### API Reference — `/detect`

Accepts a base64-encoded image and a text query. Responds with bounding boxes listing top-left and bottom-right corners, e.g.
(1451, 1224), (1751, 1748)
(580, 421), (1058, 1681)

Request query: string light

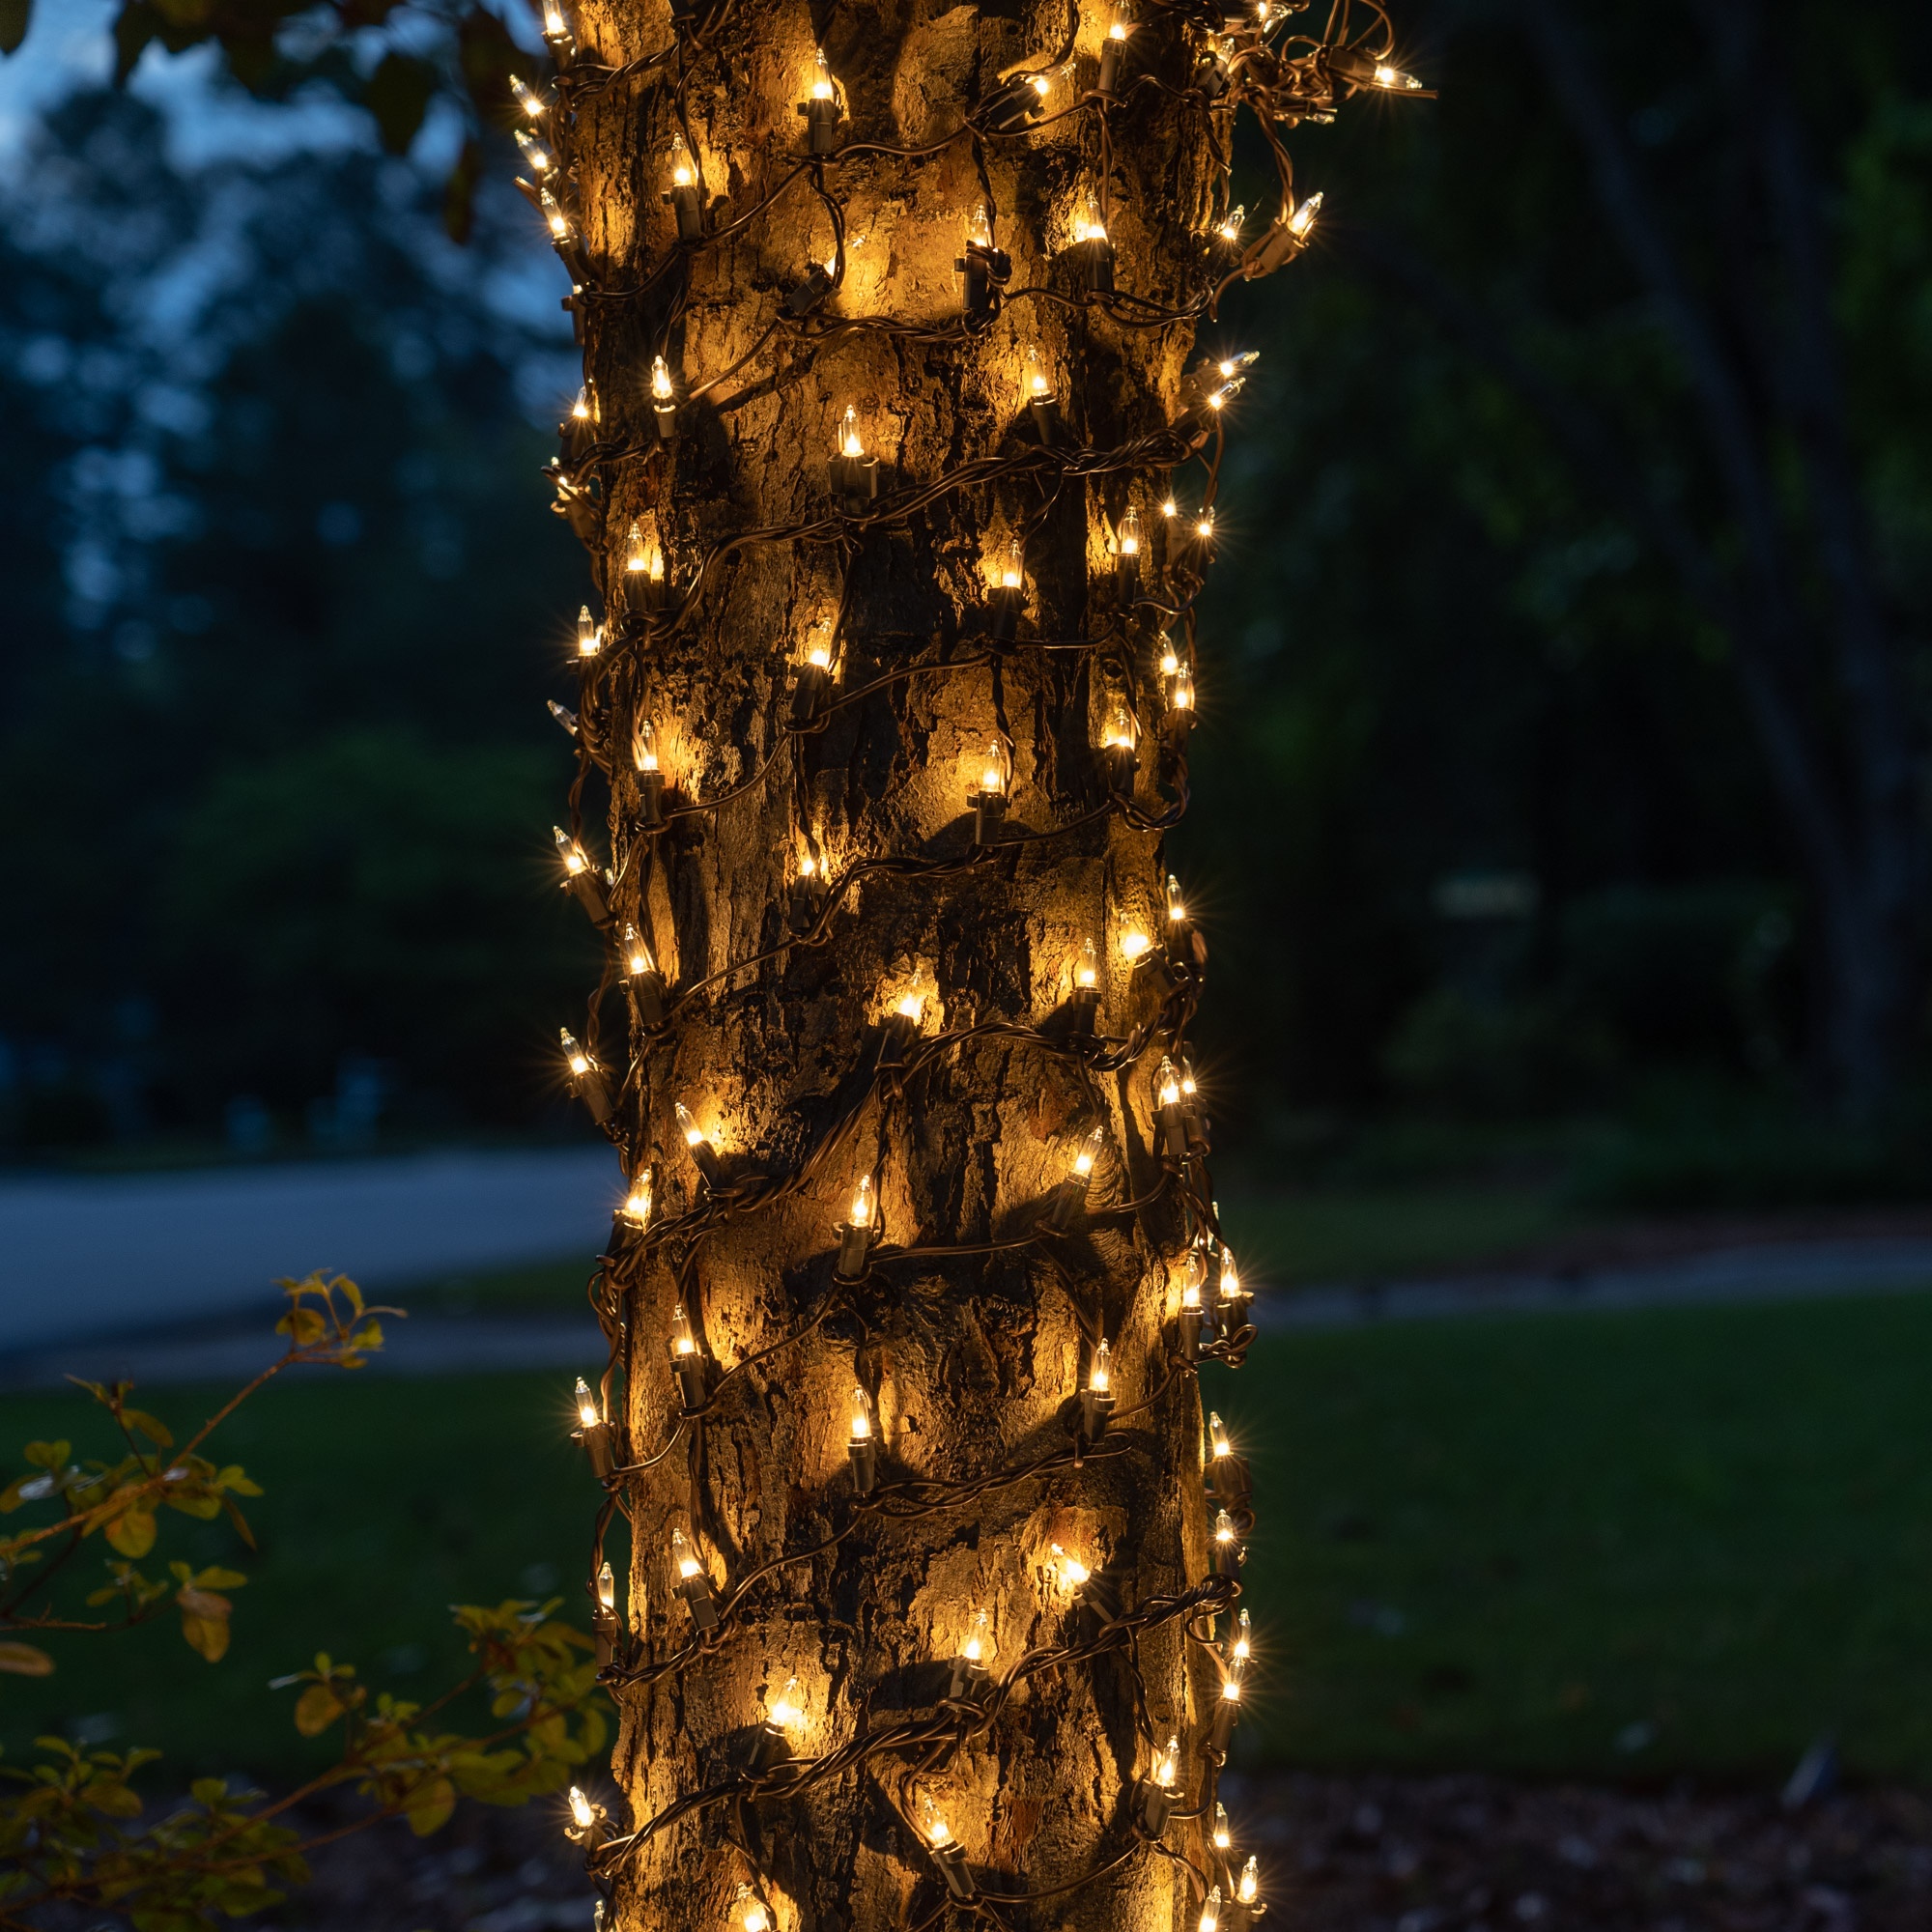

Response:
(878, 984), (925, 1066)
(836, 1174), (876, 1281)
(1066, 936), (1101, 1036)
(1080, 1336), (1115, 1441)
(510, 75), (547, 121)
(573, 1375), (615, 1478)
(949, 1606), (993, 1702)
(1287, 191), (1323, 242)
(847, 1384), (878, 1492)
(1100, 704), (1138, 788)
(632, 716), (666, 830)
(624, 519), (667, 611)
(575, 604), (602, 658)
(972, 737), (1010, 845)
(549, 698), (579, 739)
(676, 1101), (724, 1188)
(565, 1785), (605, 1852)
(1135, 1730), (1180, 1835)
(1199, 1885), (1223, 1932)
(1178, 1243), (1208, 1359)
(619, 1167), (653, 1227)
(650, 355), (678, 440)
(621, 925), (667, 1024)
(798, 47), (843, 155)
(592, 1557), (621, 1667)
(1070, 193), (1116, 292)
(1050, 1122), (1108, 1231)
(1096, 3), (1134, 96)
(1218, 1243), (1253, 1326)
(670, 1525), (720, 1632)
(554, 826), (608, 924)
(987, 540), (1025, 644)
(1116, 504), (1142, 598)
(1050, 1543), (1091, 1593)
(1208, 1673), (1243, 1757)
(1024, 346), (1062, 443)
(922, 1794), (977, 1900)
(790, 626), (838, 727)
(1226, 1605), (1252, 1684)
(750, 1673), (806, 1769)
(829, 405), (879, 509)
(735, 1887), (771, 1932)
(668, 1303), (706, 1410)
(664, 131), (703, 241)
(980, 65), (1054, 133)
(1211, 1507), (1244, 1579)
(560, 1028), (611, 1123)
(956, 203), (1011, 321)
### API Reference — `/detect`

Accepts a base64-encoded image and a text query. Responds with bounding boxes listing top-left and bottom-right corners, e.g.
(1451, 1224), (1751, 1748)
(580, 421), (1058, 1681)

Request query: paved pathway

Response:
(0, 1147), (621, 1352)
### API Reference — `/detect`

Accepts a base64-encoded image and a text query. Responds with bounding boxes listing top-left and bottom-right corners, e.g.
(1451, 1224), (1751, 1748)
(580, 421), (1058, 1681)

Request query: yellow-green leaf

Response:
(294, 1684), (346, 1737)
(105, 1505), (156, 1558)
(403, 1776), (456, 1836)
(0, 1641), (53, 1676)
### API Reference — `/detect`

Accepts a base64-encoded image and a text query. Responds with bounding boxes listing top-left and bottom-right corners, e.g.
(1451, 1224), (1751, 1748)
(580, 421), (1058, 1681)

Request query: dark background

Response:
(4, 0), (1930, 1213)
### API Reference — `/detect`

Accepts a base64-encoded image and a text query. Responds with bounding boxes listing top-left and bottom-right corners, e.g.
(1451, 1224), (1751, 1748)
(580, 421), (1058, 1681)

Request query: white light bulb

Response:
(651, 355), (674, 403)
(671, 1526), (699, 1579)
(575, 1377), (599, 1429)
(810, 47), (835, 100)
(849, 1173), (874, 1229)
(849, 1387), (871, 1440)
(838, 405), (864, 459)
(568, 1786), (593, 1830)
(1121, 930), (1151, 963)
(1075, 937), (1099, 989)
(1090, 1339), (1112, 1394)
(1287, 189), (1323, 241)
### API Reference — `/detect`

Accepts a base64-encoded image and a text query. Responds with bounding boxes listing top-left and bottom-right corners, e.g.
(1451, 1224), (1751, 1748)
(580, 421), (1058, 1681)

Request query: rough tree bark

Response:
(525, 6), (1407, 1929)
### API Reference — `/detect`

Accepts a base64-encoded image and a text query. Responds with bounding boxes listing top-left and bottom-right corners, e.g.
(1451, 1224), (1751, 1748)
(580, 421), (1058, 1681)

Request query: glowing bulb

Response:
(511, 76), (545, 121)
(1026, 349), (1053, 401)
(1195, 511), (1215, 541)
(1172, 666), (1195, 711)
(999, 550), (1022, 590)
(1119, 507), (1141, 556)
(1209, 1411), (1234, 1459)
(554, 827), (587, 876)
(597, 1559), (615, 1612)
(968, 203), (992, 249)
(1157, 1057), (1181, 1108)
(651, 355), (674, 403)
(849, 1387), (872, 1440)
(1232, 1607), (1252, 1664)
(1074, 195), (1108, 244)
(1374, 61), (1422, 90)
(797, 850), (818, 879)
(1199, 1886), (1221, 1932)
(849, 1173), (874, 1229)
(575, 1377), (600, 1430)
(542, 0), (567, 37)
(541, 188), (571, 242)
(1154, 1734), (1180, 1788)
(633, 717), (660, 772)
(960, 1608), (989, 1662)
(838, 405), (864, 459)
(676, 1102), (703, 1147)
(1238, 1857), (1259, 1903)
(568, 1786), (593, 1831)
(621, 1173), (652, 1225)
(670, 1526), (700, 1580)
(1166, 873), (1185, 923)
(1180, 1061), (1199, 1099)
(1212, 1801), (1231, 1849)
(767, 1675), (805, 1730)
(1103, 707), (1135, 751)
(1030, 73), (1051, 99)
(1219, 1248), (1241, 1301)
(1051, 1543), (1090, 1590)
(569, 390), (590, 426)
(1121, 930), (1151, 963)
(980, 742), (1008, 796)
(669, 1304), (696, 1358)
(922, 1794), (952, 1848)
(625, 520), (648, 573)
(1158, 637), (1179, 677)
(622, 926), (656, 978)
(1161, 496), (1178, 519)
(668, 132), (694, 187)
(573, 609), (600, 664)
(560, 1029), (591, 1078)
(1214, 1509), (1237, 1548)
(1075, 937), (1099, 988)
(1089, 1338), (1112, 1394)
(1071, 1123), (1105, 1178)
(810, 47), (835, 100)
(1287, 189), (1323, 241)
(1216, 204), (1245, 242)
(741, 1902), (770, 1932)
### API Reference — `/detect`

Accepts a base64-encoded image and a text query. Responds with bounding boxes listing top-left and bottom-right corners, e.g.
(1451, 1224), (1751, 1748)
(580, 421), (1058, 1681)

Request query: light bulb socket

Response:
(1178, 1305), (1203, 1361)
(971, 788), (1007, 846)
(798, 95), (842, 155)
(571, 1067), (613, 1126)
(933, 1839), (976, 1902)
(987, 582), (1024, 646)
(747, 1719), (793, 1774)
(562, 413), (596, 469)
(957, 242), (1011, 322)
(1117, 550), (1141, 602)
(1218, 1283), (1253, 1331)
(1096, 36), (1125, 96)
(673, 1353), (709, 1412)
(630, 966), (667, 1028)
(1157, 1099), (1189, 1160)
(666, 181), (703, 242)
(678, 1568), (721, 1631)
(980, 71), (1049, 133)
(1048, 1172), (1094, 1234)
(784, 261), (837, 318)
(1194, 55), (1231, 102)
(1134, 1779), (1175, 1838)
(847, 1435), (877, 1493)
(1210, 1453), (1253, 1512)
(628, 569), (668, 617)
(1076, 235), (1116, 295)
(836, 1221), (875, 1282)
(631, 768), (665, 833)
(1208, 1690), (1240, 1756)
(1079, 1386), (1115, 1443)
(1211, 1536), (1245, 1581)
(592, 1603), (622, 1669)
(1184, 1098), (1211, 1155)
(947, 1654), (991, 1705)
(876, 1009), (921, 1069)
(1101, 741), (1137, 791)
(1029, 393), (1064, 446)
(566, 870), (611, 925)
(574, 1419), (616, 1480)
(828, 452), (881, 511)
(1065, 983), (1099, 1037)
(1249, 218), (1307, 278)
(686, 1135), (724, 1190)
(790, 660), (834, 728)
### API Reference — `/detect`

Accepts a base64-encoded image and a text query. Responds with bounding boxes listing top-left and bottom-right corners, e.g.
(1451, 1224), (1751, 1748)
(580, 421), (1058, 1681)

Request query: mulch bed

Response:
(284, 1771), (1932, 1931)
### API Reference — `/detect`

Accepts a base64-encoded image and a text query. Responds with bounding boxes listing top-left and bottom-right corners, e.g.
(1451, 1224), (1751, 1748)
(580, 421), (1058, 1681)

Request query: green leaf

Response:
(403, 1776), (455, 1836)
(23, 1440), (70, 1470)
(0, 0), (31, 59)
(104, 1503), (156, 1559)
(0, 1641), (53, 1676)
(123, 1408), (173, 1449)
(293, 1684), (345, 1737)
(363, 50), (435, 156)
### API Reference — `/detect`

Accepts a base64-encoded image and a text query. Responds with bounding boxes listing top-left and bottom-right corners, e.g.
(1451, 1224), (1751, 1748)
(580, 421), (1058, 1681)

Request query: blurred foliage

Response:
(0, 1279), (606, 1932)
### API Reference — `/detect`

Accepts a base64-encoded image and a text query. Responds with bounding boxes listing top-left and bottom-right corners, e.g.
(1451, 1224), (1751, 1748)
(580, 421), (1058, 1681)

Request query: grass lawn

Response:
(5, 1291), (1928, 1786)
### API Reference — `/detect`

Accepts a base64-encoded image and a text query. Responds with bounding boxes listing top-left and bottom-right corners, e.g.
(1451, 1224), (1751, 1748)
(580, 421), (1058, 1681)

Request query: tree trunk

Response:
(526, 4), (1356, 1927)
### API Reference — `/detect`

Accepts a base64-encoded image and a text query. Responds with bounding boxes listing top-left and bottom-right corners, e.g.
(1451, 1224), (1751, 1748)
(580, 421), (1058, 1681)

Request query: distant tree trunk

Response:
(527, 3), (1337, 1928)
